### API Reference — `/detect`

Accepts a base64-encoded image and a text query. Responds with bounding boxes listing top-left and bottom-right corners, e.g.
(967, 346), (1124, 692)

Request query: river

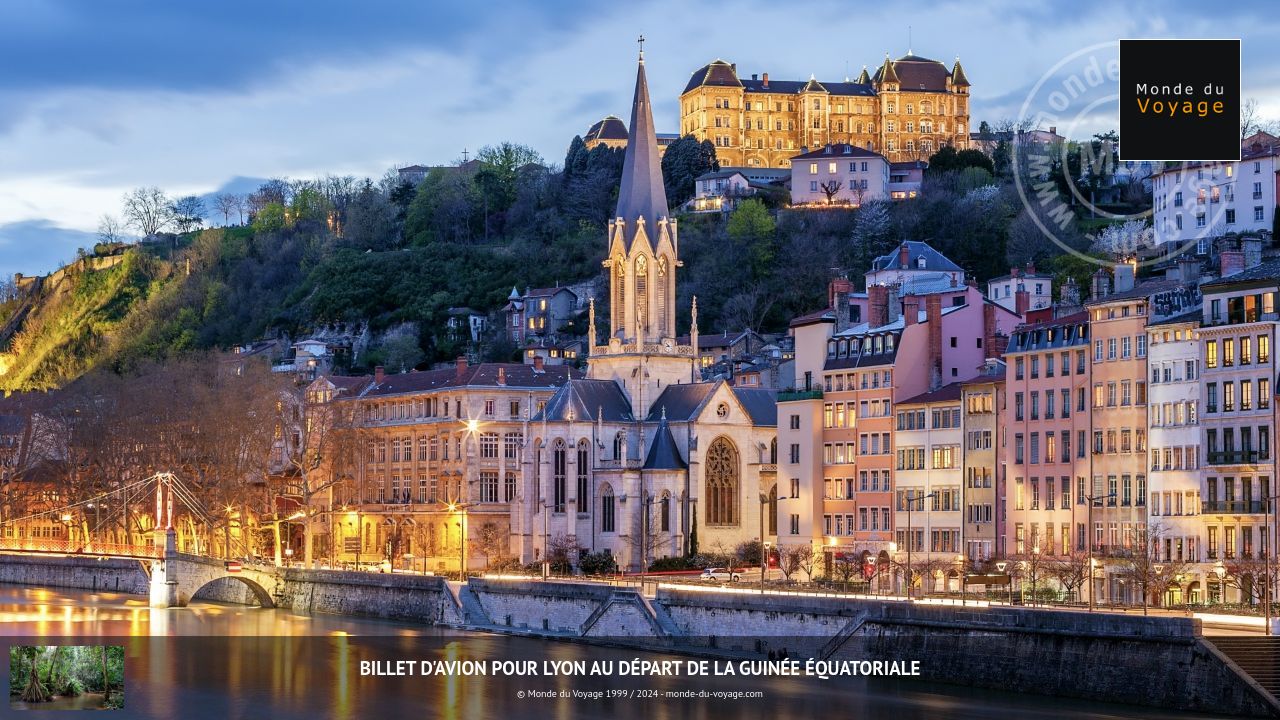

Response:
(0, 584), (1235, 719)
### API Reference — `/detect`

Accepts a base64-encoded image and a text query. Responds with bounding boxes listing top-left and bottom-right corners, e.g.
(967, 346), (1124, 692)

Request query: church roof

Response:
(535, 378), (634, 423)
(644, 414), (687, 469)
(645, 383), (717, 422)
(615, 53), (670, 249)
(732, 387), (777, 427)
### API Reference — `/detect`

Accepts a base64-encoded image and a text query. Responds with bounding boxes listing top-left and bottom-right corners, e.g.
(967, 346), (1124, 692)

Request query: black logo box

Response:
(1119, 39), (1241, 162)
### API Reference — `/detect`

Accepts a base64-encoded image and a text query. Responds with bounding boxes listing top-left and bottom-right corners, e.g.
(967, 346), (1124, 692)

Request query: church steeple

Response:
(615, 39), (669, 240)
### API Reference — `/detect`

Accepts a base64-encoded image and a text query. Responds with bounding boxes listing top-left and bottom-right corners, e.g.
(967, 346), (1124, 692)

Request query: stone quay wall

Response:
(1, 556), (1275, 717)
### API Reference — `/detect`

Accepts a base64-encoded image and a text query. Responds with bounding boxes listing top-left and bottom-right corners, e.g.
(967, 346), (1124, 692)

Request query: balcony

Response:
(778, 389), (823, 402)
(1207, 450), (1261, 465)
(1201, 500), (1265, 514)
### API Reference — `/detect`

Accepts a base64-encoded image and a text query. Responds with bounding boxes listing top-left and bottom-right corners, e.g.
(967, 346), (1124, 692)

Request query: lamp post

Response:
(996, 560), (1011, 604)
(447, 502), (473, 580)
(904, 491), (936, 600)
(1262, 493), (1279, 635)
(1214, 561), (1227, 606)
(759, 493), (771, 595)
(1151, 563), (1164, 617)
(1085, 491), (1117, 612)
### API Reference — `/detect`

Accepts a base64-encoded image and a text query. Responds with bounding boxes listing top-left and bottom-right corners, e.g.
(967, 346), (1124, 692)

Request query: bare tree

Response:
(122, 187), (174, 238)
(213, 193), (242, 226)
(285, 382), (362, 568)
(96, 215), (126, 245)
(470, 521), (508, 569)
(777, 543), (812, 583)
(1048, 551), (1090, 603)
(1240, 98), (1280, 142)
(819, 179), (843, 204)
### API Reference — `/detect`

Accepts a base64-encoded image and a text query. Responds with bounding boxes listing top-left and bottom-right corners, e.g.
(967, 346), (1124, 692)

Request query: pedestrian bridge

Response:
(149, 530), (283, 608)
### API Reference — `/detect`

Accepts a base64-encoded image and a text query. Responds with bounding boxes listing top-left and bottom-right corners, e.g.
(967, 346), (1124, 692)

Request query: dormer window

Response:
(874, 336), (883, 354)
(916, 256), (926, 269)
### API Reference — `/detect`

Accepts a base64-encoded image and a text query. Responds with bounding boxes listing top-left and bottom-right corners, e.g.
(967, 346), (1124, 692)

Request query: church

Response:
(517, 45), (778, 571)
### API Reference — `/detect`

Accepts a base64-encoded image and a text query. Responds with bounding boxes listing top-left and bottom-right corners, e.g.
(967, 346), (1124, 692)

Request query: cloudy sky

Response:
(2, 0), (1278, 276)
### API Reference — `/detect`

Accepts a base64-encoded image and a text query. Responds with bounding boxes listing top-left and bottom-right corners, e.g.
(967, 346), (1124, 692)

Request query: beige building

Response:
(960, 363), (1004, 563)
(680, 52), (970, 167)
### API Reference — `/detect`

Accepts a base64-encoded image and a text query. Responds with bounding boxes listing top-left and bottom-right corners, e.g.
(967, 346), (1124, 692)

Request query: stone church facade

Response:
(516, 48), (778, 571)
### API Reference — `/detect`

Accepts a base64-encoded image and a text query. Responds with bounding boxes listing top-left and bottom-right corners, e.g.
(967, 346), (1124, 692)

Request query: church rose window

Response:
(706, 437), (740, 525)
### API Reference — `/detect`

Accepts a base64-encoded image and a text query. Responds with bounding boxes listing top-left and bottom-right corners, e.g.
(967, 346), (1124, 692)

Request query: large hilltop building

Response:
(522, 47), (778, 571)
(679, 52), (971, 167)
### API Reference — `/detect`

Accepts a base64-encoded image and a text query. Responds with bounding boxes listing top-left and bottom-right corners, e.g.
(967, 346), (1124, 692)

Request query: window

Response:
(576, 441), (589, 513)
(552, 440), (567, 513)
(601, 485), (615, 532)
(706, 438), (740, 525)
(480, 432), (498, 459)
(480, 472), (499, 503)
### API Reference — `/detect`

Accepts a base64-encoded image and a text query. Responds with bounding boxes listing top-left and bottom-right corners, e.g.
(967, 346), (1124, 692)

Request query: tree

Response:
(778, 543), (812, 583)
(1048, 552), (1091, 603)
(660, 135), (719, 206)
(847, 200), (894, 274)
(818, 179), (843, 204)
(726, 198), (777, 281)
(20, 646), (51, 703)
(379, 330), (425, 372)
(1116, 525), (1188, 613)
(96, 215), (126, 245)
(171, 195), (206, 233)
(122, 186), (174, 238)
(1240, 98), (1280, 141)
(1092, 218), (1153, 258)
(471, 521), (507, 569)
(213, 193), (243, 226)
(547, 533), (580, 574)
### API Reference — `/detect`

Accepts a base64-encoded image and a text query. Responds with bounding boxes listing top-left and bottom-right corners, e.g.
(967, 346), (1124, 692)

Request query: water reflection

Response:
(0, 585), (1232, 720)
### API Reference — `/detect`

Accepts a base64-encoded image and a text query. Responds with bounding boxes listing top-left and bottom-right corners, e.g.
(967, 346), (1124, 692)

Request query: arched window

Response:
(614, 431), (626, 461)
(552, 439), (567, 513)
(533, 439), (542, 504)
(706, 437), (740, 525)
(770, 437), (778, 464)
(660, 492), (671, 532)
(656, 256), (669, 338)
(635, 255), (649, 336)
(613, 254), (626, 336)
(576, 440), (590, 513)
(601, 484), (616, 533)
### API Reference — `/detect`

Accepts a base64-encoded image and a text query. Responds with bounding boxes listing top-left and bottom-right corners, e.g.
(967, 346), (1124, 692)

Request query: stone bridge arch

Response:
(188, 575), (277, 608)
(149, 537), (283, 608)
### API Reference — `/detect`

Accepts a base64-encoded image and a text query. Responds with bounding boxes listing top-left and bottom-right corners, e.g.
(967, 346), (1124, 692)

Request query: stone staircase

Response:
(817, 611), (869, 660)
(1207, 637), (1280, 701)
(454, 583), (491, 626)
(643, 596), (681, 636)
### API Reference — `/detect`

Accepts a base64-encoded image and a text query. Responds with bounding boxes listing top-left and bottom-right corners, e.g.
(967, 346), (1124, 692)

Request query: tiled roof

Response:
(789, 308), (835, 328)
(1086, 278), (1181, 304)
(870, 241), (962, 273)
(585, 115), (628, 142)
(536, 379), (633, 423)
(646, 383), (718, 422)
(683, 60), (744, 93)
(683, 60), (877, 96)
(1202, 258), (1280, 289)
(898, 382), (965, 406)
(790, 144), (888, 161)
(732, 387), (777, 427)
(1147, 307), (1202, 327)
(362, 363), (578, 398)
(873, 54), (953, 91)
(1005, 311), (1090, 354)
(525, 286), (575, 298)
(643, 416), (687, 470)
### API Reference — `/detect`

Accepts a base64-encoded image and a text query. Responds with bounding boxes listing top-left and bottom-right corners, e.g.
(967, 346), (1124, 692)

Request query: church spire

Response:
(615, 36), (669, 240)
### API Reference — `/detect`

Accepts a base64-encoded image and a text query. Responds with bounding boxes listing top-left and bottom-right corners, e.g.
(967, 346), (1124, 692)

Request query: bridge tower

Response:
(149, 474), (180, 608)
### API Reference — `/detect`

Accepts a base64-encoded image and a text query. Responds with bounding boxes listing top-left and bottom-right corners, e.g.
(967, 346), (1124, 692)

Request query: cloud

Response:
(0, 219), (98, 276)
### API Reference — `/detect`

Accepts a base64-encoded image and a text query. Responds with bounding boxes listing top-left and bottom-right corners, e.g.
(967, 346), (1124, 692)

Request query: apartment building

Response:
(960, 362), (1005, 563)
(1002, 311), (1092, 569)
(895, 383), (966, 592)
(1145, 308), (1205, 604)
(1198, 260), (1280, 602)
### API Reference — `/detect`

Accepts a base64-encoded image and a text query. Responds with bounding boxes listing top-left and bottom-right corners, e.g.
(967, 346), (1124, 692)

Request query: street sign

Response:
(224, 560), (242, 573)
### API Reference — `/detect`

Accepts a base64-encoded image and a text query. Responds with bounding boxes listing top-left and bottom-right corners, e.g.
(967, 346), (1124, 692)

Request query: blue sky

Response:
(2, 0), (1279, 276)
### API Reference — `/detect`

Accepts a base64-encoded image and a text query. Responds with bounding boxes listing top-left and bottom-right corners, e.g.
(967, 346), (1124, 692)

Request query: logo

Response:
(1119, 39), (1240, 162)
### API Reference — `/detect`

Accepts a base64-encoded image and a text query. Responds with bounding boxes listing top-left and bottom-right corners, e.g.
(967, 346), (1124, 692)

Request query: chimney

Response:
(731, 63), (737, 72)
(1026, 261), (1036, 275)
(1015, 289), (1030, 317)
(982, 301), (997, 359)
(497, 367), (506, 386)
(1219, 250), (1245, 278)
(886, 284), (902, 324)
(898, 242), (910, 269)
(1010, 266), (1020, 279)
(835, 292), (851, 333)
(1048, 126), (1057, 135)
(752, 73), (758, 80)
(925, 295), (943, 390)
(1113, 263), (1135, 293)
(455, 356), (468, 378)
(1060, 277), (1081, 309)
(374, 365), (385, 385)
(868, 284), (889, 326)
(762, 72), (769, 88)
(1178, 257), (1200, 284)
(1243, 237), (1263, 268)
(1090, 269), (1111, 301)
(533, 355), (545, 373)
(828, 276), (854, 308)
(903, 295), (920, 326)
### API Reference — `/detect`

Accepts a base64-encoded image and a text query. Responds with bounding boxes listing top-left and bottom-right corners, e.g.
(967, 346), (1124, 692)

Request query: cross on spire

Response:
(638, 34), (645, 62)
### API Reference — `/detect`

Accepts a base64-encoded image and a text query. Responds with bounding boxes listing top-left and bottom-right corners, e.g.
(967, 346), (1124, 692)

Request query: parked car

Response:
(699, 567), (742, 582)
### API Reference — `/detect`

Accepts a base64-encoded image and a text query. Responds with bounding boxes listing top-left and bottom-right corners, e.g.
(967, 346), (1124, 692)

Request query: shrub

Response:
(647, 556), (697, 572)
(62, 677), (84, 696)
(578, 550), (617, 576)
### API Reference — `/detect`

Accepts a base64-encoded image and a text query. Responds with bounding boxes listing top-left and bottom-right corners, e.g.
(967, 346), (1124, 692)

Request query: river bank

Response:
(1, 553), (1276, 717)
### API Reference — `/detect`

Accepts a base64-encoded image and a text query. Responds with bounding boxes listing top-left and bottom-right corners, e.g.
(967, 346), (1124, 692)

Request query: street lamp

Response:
(1085, 491), (1117, 612)
(1151, 563), (1165, 617)
(447, 502), (474, 579)
(759, 493), (772, 595)
(903, 491), (936, 600)
(1213, 561), (1227, 606)
(996, 560), (1011, 604)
